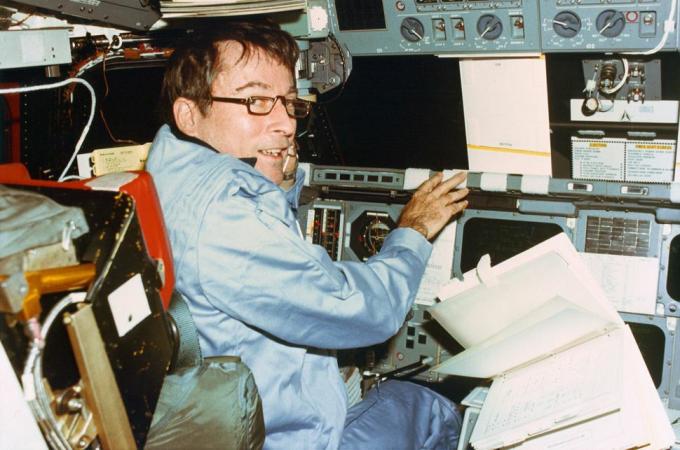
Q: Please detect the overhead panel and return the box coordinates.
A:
[328,0,541,56]
[540,0,678,53]
[10,0,160,31]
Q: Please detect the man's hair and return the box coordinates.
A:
[159,20,299,128]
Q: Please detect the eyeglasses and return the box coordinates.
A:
[210,95,312,119]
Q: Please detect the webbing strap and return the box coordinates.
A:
[168,291,203,369]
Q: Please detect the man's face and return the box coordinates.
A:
[192,42,297,185]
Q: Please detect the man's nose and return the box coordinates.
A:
[269,98,297,135]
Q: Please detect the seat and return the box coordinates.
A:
[0,164,265,449]
[1,165,175,448]
[144,291,265,450]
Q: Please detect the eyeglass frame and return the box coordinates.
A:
[210,95,312,119]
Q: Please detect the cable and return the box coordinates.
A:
[624,0,677,56]
[0,78,96,182]
[102,46,111,98]
[74,54,124,78]
[99,48,139,145]
[22,293,87,450]
[363,356,434,382]
[60,174,86,181]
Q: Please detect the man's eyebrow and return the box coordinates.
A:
[234,81,272,92]
[233,82,298,95]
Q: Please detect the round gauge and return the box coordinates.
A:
[362,217,392,255]
[477,14,503,40]
[400,17,425,42]
[349,211,396,261]
[596,10,626,38]
[552,11,581,38]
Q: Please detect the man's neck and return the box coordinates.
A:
[169,124,257,167]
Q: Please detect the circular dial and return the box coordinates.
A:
[362,217,392,255]
[596,10,626,38]
[350,212,396,261]
[552,11,581,38]
[400,17,425,42]
[477,14,503,40]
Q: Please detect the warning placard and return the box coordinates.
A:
[572,137,677,183]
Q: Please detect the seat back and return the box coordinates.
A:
[0,165,174,448]
[0,166,175,308]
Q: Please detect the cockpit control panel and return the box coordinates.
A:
[328,0,541,55]
[300,165,680,409]
[326,0,678,56]
[540,0,677,53]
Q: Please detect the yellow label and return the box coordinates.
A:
[635,144,673,150]
[91,143,151,176]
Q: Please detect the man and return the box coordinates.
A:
[147,21,469,449]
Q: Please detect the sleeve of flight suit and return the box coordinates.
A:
[195,175,433,350]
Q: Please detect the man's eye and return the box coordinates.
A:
[250,97,272,107]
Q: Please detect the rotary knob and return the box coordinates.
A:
[552,11,581,38]
[477,14,503,40]
[596,10,626,38]
[400,17,425,42]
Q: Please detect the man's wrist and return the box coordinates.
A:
[400,223,429,240]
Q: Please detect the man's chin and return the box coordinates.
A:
[254,162,284,186]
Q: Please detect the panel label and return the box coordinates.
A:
[572,138,677,183]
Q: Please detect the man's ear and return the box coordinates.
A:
[173,97,201,137]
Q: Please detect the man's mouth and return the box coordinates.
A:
[258,148,286,158]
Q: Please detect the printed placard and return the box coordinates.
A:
[572,138,625,181]
[626,141,676,183]
[572,138,677,183]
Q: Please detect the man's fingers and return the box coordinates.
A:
[441,200,468,220]
[451,199,469,214]
[416,172,443,194]
[432,171,467,197]
[441,188,469,205]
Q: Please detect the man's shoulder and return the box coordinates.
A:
[146,125,286,209]
[147,125,219,171]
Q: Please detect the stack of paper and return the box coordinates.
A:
[459,57,552,176]
[160,0,306,19]
[432,233,674,449]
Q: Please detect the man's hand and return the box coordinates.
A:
[398,172,469,240]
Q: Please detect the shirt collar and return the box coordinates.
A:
[169,124,257,167]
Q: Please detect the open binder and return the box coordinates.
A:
[431,233,674,450]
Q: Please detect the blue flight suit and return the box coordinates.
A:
[147,125,461,449]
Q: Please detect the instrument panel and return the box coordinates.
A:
[327,0,679,55]
[329,0,541,55]
[540,1,678,52]
[299,165,680,406]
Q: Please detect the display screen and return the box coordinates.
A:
[460,218,563,272]
[301,56,468,171]
[667,234,680,301]
[628,322,665,388]
[335,0,386,31]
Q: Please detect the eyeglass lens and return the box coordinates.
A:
[249,97,309,118]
